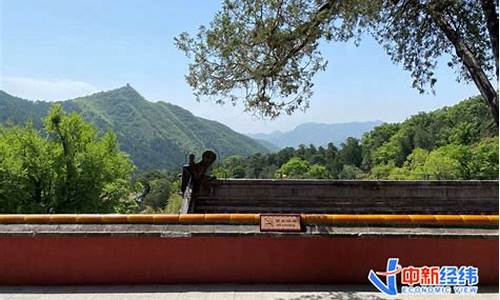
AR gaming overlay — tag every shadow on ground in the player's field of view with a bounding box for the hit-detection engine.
[0,284,497,300]
[275,291,387,300]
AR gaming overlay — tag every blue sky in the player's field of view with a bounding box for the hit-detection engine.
[0,0,478,134]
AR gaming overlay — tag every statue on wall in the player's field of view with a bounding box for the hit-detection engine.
[180,150,216,194]
[180,150,217,213]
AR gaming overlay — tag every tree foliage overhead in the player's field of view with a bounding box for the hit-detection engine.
[175,0,378,118]
[375,0,497,91]
[176,0,499,124]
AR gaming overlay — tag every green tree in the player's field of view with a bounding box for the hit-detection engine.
[401,148,429,179]
[361,123,400,169]
[381,148,426,179]
[261,164,279,178]
[0,105,137,213]
[338,165,364,179]
[387,167,413,180]
[211,166,231,179]
[45,105,137,213]
[421,153,462,180]
[275,157,311,178]
[143,178,171,210]
[448,122,480,145]
[416,144,470,179]
[0,123,55,213]
[164,179,183,213]
[221,155,247,178]
[338,137,363,167]
[176,0,498,125]
[247,153,267,178]
[306,164,329,179]
[468,137,499,179]
[369,162,396,179]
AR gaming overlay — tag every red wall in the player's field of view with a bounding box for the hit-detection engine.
[0,236,497,285]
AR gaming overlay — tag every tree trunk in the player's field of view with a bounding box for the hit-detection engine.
[480,0,499,77]
[428,4,499,127]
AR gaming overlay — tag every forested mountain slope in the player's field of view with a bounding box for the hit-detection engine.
[0,86,268,170]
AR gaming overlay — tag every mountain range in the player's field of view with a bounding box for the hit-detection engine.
[248,121,383,149]
[0,85,268,170]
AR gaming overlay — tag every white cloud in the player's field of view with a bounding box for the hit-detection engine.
[0,76,98,101]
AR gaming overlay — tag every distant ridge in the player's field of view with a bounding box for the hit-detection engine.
[0,86,268,170]
[248,121,383,148]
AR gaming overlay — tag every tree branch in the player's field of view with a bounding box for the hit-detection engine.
[265,0,335,76]
[427,2,498,126]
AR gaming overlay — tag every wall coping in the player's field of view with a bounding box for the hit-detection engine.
[208,179,499,185]
[0,224,497,238]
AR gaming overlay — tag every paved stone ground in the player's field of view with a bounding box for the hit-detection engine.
[0,285,497,300]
